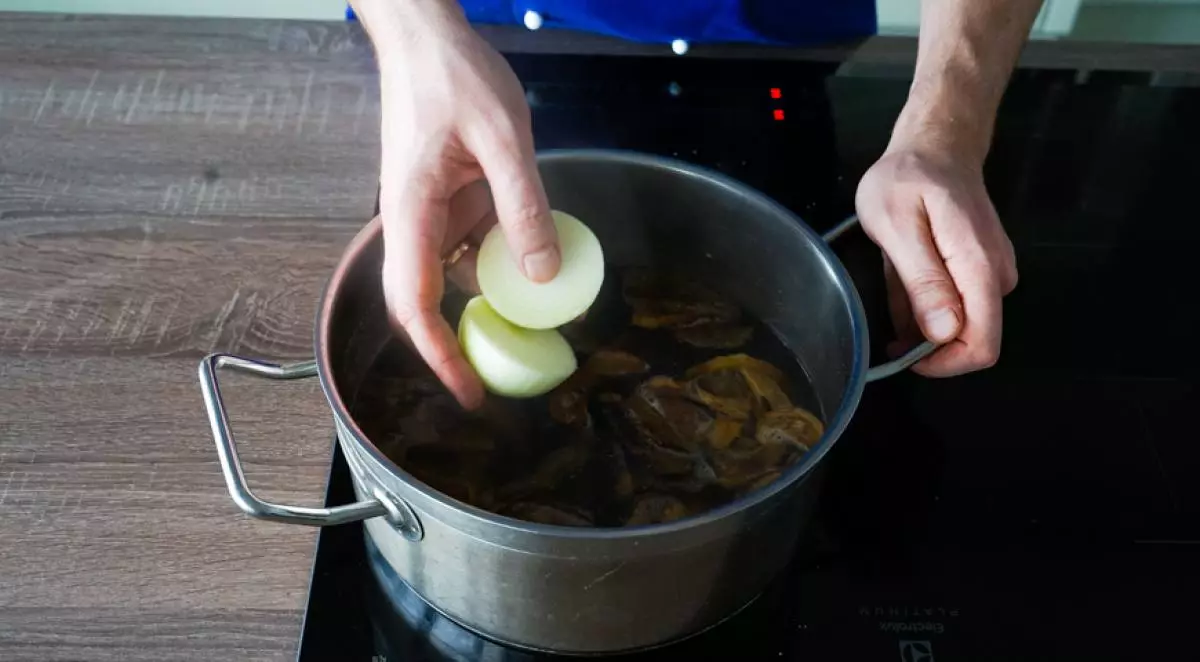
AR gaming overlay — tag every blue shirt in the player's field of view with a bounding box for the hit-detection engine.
[347,1,876,46]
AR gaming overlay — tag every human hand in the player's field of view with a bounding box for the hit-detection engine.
[855,139,1018,377]
[357,0,559,409]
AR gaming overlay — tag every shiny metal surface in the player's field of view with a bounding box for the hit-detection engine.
[200,149,921,654]
[821,214,937,382]
[198,353,397,527]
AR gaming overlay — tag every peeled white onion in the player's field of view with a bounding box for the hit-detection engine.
[476,209,605,330]
[458,296,578,398]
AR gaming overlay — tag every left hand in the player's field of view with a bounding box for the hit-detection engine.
[855,140,1018,377]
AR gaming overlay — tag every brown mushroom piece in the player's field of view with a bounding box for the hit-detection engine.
[684,371,754,420]
[706,416,745,450]
[622,428,701,477]
[742,471,783,495]
[673,324,754,349]
[607,442,635,501]
[504,502,594,527]
[601,398,699,477]
[470,396,531,444]
[549,349,649,426]
[755,408,824,451]
[708,435,793,490]
[393,394,496,463]
[629,300,742,330]
[548,369,595,426]
[740,365,793,412]
[622,268,742,330]
[587,348,650,377]
[559,317,603,354]
[360,374,444,414]
[405,443,495,507]
[625,494,690,526]
[685,353,785,383]
[684,353,796,417]
[628,378,712,452]
[408,467,488,507]
[495,438,594,502]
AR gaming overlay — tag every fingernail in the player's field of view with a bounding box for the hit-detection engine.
[522,247,559,283]
[924,308,959,342]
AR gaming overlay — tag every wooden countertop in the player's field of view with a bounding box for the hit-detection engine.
[0,12,1196,661]
[0,13,379,662]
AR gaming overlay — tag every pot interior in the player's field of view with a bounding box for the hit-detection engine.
[322,150,866,522]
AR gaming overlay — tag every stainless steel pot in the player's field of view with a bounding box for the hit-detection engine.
[198,149,933,654]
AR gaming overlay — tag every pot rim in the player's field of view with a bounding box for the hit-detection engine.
[316,148,870,540]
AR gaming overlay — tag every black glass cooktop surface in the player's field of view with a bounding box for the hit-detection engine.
[298,53,1200,662]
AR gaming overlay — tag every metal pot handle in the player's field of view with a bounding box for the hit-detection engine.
[198,354,417,533]
[823,215,937,383]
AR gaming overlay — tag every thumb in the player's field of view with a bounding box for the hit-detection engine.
[472,130,560,283]
[879,214,964,345]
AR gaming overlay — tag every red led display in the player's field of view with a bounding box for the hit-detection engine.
[770,87,782,99]
[773,109,785,121]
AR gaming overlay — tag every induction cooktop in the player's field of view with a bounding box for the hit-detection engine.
[297,52,1200,662]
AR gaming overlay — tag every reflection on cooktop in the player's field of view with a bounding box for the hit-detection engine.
[298,52,1200,662]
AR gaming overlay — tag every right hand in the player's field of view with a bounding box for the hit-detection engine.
[356,0,560,410]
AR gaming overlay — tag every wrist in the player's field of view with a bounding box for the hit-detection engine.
[888,75,994,168]
[351,0,467,64]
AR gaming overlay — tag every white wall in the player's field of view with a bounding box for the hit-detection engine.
[877,0,1085,38]
[1073,0,1200,43]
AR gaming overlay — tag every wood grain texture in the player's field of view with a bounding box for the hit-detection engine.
[0,12,381,662]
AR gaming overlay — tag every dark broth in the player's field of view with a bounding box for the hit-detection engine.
[351,267,823,528]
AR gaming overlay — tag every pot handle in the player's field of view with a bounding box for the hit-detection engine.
[823,214,937,383]
[198,354,414,531]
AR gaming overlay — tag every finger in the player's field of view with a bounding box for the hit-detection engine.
[882,254,919,357]
[976,204,1018,296]
[441,180,496,296]
[912,259,1003,377]
[1001,235,1020,295]
[447,206,499,296]
[468,123,560,283]
[379,169,485,410]
[386,287,484,409]
[443,179,494,255]
[870,200,964,345]
[911,191,1007,376]
[467,206,499,245]
[445,244,480,295]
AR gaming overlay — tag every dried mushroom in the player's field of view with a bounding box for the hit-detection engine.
[623,268,741,330]
[505,502,594,527]
[625,494,689,526]
[548,370,594,426]
[708,435,794,490]
[744,471,782,494]
[706,416,745,450]
[496,439,593,502]
[588,349,650,376]
[756,409,824,451]
[627,380,712,452]
[673,324,753,349]
[549,348,649,426]
[356,268,825,530]
[685,375,754,420]
[605,442,635,501]
[685,353,785,383]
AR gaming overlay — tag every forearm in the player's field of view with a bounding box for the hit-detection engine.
[892,0,1044,164]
